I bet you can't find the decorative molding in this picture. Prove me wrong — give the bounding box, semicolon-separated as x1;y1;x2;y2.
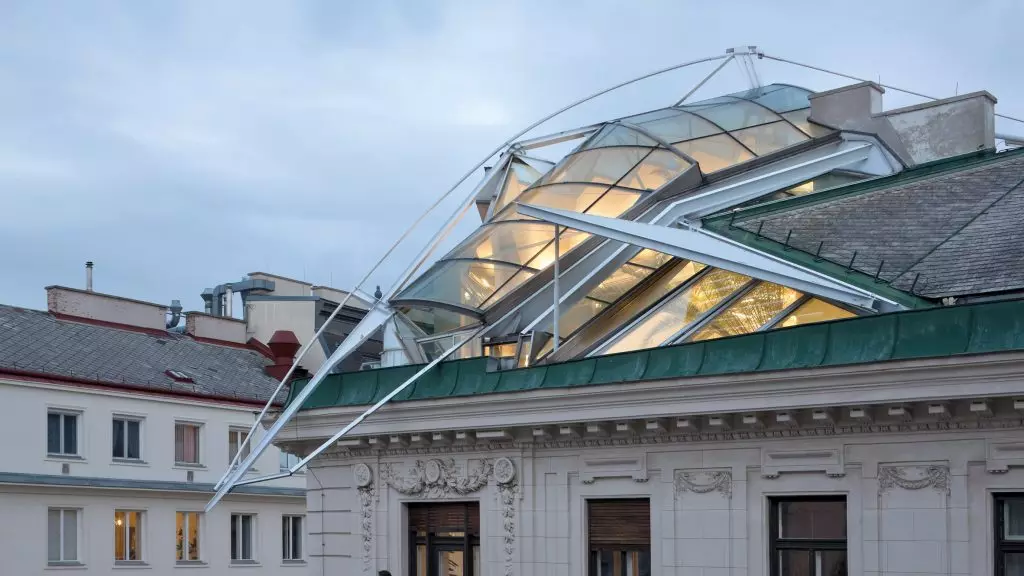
380;458;493;498
986;440;1024;473
761;447;844;479
878;465;950;494
579;452;648;484
674;470;732;498
353;464;376;573
494;457;518;576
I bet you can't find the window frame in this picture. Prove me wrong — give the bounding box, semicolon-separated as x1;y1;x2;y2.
995;493;1024;576
175;511;202;564
174;421;203;467
46;409;81;458
279;450;304;474
768;496;847;576
230;513;257;563
111;414;144;462
586;497;652;576
282;515;304;562
228;427;251;467
47;507;81;565
113;509;145;564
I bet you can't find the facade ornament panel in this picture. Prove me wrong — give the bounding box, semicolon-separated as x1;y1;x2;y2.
353;463;377;573
674;470;732;498
878;464;950;494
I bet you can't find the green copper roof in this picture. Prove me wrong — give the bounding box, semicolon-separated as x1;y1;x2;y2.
288;297;1024;409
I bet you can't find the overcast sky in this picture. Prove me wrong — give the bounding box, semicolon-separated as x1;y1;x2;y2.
1;0;1021;312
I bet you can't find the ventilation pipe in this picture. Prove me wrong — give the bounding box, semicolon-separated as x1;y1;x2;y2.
167;299;182;329
224;284;233;317
85;261;94;291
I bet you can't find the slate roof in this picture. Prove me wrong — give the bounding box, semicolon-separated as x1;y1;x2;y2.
727;149;1024;298
0;305;285;403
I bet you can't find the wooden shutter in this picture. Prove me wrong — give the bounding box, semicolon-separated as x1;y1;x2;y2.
408;502;480;535
588;499;650;548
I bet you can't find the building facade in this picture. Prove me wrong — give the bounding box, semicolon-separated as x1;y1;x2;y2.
0;285;310;575
247;77;1024;575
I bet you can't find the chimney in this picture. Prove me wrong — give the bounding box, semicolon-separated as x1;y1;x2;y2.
47;286;167;331
85;262;94;291
185;311;247;344
224;284;233;317
264;330;302;381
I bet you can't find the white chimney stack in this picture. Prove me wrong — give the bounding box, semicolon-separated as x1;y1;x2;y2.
224;284;233;317
85;261;94;291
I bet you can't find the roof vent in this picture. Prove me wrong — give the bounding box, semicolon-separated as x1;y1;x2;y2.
165;370;194;383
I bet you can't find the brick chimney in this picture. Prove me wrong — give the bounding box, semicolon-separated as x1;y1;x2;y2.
265;330;302;381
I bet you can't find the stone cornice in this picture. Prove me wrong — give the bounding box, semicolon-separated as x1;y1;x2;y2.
276;353;1024;440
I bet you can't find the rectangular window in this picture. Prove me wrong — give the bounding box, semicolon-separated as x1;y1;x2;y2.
282;515;303;561
112;416;142;460
114;510;144;562
280;451;302;472
408;502;480;576
230;514;255;562
228;428;250;464
47;411;79;456
769;496;847;576
47;508;79;564
174;422;201;465
176;512;201;562
996;494;1024;576
587;499;651;576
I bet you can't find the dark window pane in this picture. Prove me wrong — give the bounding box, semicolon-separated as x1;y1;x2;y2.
126;420;140;459
1006;499;1024;540
820;550;847;576
63;414;77;454
282;518;288;557
291;518;302;559
47;413;61;453
241;515;252;560
779;500;847;539
47;509;61;561
778;549;812;576
1006;552;1024;576
230;516;238;560
112;419;125;458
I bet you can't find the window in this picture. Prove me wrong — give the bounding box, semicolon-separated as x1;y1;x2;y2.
996;494;1024;576
230;514;256;562
280;451;302;472
114;510;144;563
409;502;480;576
176;512;201;563
282;515;303;561
112;416;142;460
769;497;847;576
228;428;250;464
588;499;651;576
174;422;201;465
47;410;79;456
47;508;79;564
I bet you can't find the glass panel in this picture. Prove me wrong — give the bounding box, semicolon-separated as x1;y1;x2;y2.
126;420;140;459
1006;499;1024;539
241;515;252;560
782;109;834;138
691;99;781;131
517;183;617;215
453;222;557;266
586;189;644;218
542;147;650;186
779;500;847;539
416;544;428;576
437;549;465;576
583;123;658;149
589;264;655;303
625;109;721;143
113;419;125;458
473;545;480;576
398;260;526;310
492;159;543;215
63;414;76;455
291;518;302;559
526;229;591;270
602;268;749;355
48;510;61;561
114;511;126;560
617;149;691;191
749;85;813;113
128;511;140;561
739;172;866;208
399;307;478;336
629;248;672;269
690;282;802;342
778;549;812;576
1006;553;1024;576
556;298;608;339
731;121;807;156
47;413;61;453
776;299;856;329
674;134;755;173
63;511;77;561
820;550;848;576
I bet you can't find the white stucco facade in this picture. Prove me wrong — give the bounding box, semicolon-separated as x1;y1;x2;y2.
280;352;1024;576
0;376;308;576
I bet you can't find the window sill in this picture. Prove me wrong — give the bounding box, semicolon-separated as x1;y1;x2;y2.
174;561;207;569
113;561;150;569
46;454;85;462
45;562;87;570
229;560;260;568
112;458;149;467
173;463;206;470
281;560;306;567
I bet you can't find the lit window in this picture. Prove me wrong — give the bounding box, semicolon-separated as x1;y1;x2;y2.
175;512;201;562
47;410;79;456
174;422;201;465
996;494;1024;576
770;497;847;576
282;515;304;561
228;428;250;464
112;416;142;460
47;508;79;565
114;510;144;563
230;514;256;562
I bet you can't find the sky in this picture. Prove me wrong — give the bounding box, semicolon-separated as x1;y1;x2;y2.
1;0;1022;312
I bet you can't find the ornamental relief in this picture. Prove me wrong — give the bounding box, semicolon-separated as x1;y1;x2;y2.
878;464;950;495
674;470;732;498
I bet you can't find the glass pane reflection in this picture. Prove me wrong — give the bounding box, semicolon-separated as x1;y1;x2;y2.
617;149;691;191
583;124;658;149
690;282;802;341
782;109;834;138
673;134;754;173
776;299;855;329
542;147;651;186
399;260;528;310
492;159;543;215
691;99;781;131
731;121;808;156
625;109;721;143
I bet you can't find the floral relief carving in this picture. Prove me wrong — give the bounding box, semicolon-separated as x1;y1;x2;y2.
353;463;376;573
673;470;732;498
878;465;950;494
494;457;518;576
